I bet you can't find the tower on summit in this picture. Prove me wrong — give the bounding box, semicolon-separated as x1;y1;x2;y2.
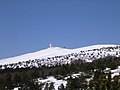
49;43;52;48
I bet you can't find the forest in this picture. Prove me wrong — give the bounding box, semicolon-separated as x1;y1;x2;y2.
0;56;120;90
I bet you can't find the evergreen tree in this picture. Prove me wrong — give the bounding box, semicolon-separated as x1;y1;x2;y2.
0;78;5;90
44;83;49;90
107;71;112;90
40;70;46;79
66;76;81;90
13;73;21;86
31;70;40;79
112;75;120;90
58;84;65;90
99;74;107;90
4;74;13;89
20;72;29;88
49;82;55;90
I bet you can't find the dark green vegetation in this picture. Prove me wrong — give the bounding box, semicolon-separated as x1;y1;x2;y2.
0;56;120;90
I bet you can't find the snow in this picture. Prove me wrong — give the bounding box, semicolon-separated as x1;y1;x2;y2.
111;72;119;78
111;67;120;78
71;73;81;78
105;67;120;78
37;76;67;90
72;44;119;53
0;44;119;65
13;87;19;90
0;47;71;65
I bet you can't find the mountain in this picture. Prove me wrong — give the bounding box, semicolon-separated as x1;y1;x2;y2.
0;44;120;69
0;44;120;90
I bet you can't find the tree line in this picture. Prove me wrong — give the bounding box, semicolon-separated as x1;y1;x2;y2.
0;56;120;90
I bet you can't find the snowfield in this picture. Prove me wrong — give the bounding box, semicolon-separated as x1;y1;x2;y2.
111;66;120;78
37;76;67;90
0;44;120;69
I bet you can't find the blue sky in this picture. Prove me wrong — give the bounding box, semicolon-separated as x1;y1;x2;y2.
0;0;120;59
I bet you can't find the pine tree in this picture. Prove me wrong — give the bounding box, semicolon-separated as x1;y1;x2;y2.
0;78;5;90
58;84;65;90
112;75;120;90
40;70;46;79
31;70;40;79
5;74;13;89
44;83;49;90
13;73;21;86
49;82;55;90
107;71;112;90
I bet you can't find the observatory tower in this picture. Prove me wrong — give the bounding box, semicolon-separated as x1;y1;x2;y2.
49;44;52;48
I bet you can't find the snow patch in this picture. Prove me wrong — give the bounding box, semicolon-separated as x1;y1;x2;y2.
37;76;67;90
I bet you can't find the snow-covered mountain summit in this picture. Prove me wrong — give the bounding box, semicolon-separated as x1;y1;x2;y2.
0;44;120;69
0;46;72;65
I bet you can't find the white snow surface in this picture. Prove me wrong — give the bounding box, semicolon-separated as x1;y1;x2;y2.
0;44;119;65
13;87;19;90
105;66;120;78
111;66;120;78
37;76;67;90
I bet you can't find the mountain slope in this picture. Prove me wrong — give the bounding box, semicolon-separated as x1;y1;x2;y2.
0;44;120;69
0;47;71;65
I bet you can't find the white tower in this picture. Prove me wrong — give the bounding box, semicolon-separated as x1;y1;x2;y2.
49;43;52;48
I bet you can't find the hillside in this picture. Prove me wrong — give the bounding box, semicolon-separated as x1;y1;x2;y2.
0;44;120;90
0;44;120;69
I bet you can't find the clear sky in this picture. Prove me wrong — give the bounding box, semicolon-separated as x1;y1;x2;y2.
0;0;120;59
